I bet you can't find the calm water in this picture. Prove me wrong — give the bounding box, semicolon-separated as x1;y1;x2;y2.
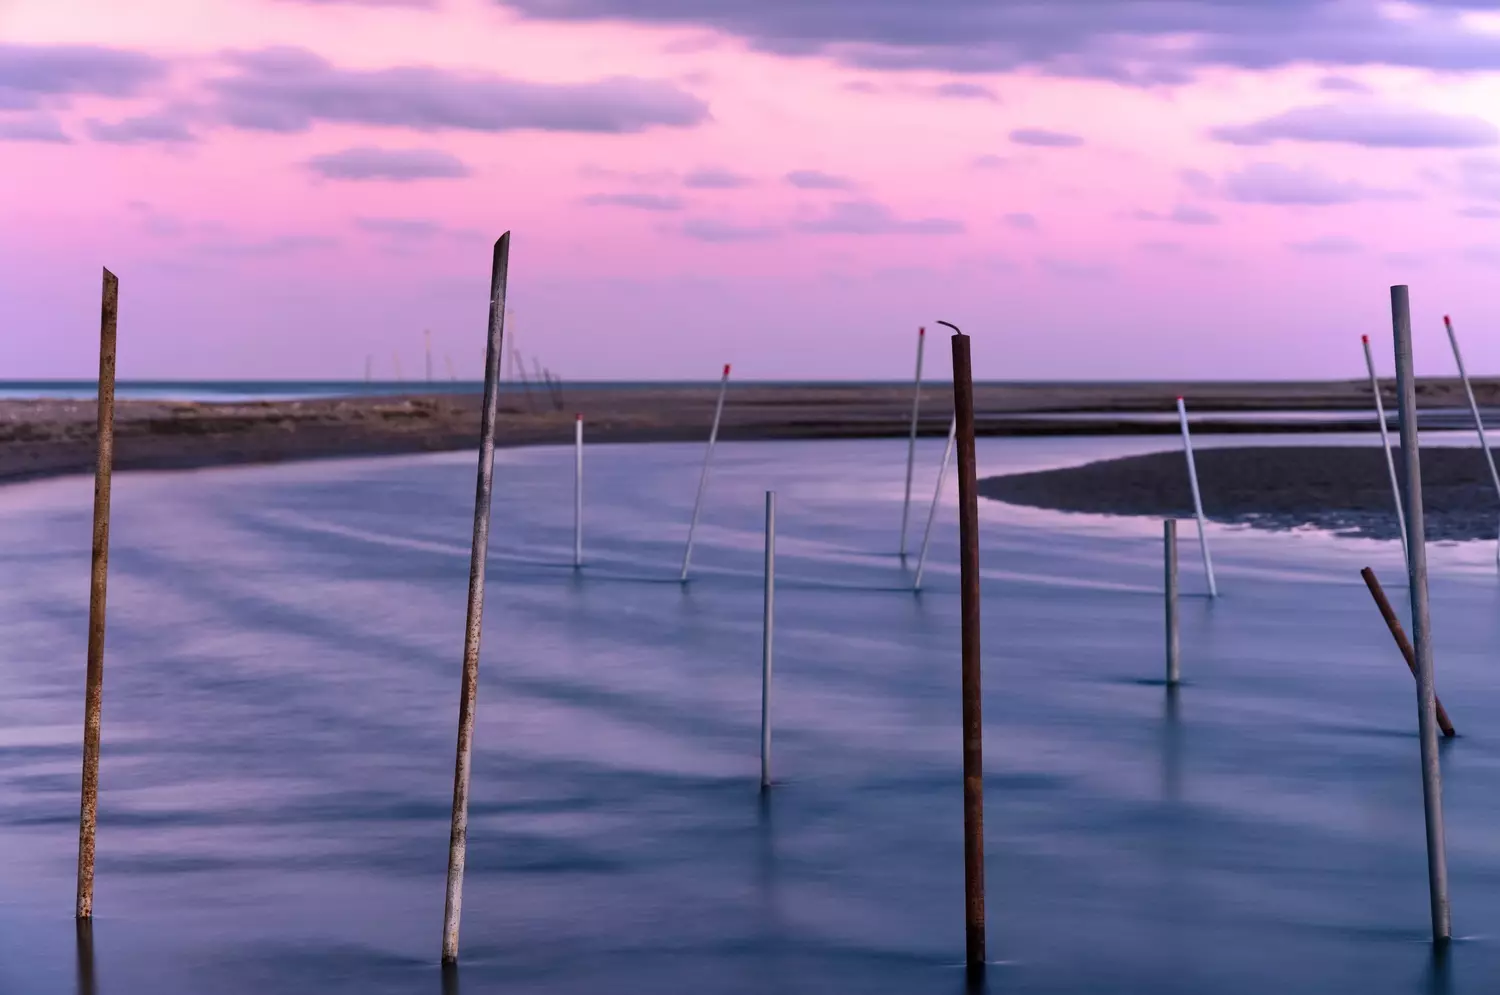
3;435;1500;993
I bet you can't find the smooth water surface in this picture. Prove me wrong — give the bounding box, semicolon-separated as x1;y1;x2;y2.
3;435;1500;993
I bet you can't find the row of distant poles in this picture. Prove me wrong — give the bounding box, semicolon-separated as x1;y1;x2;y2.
361;322;562;392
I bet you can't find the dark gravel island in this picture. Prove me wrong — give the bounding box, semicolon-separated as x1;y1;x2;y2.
979;446;1500;542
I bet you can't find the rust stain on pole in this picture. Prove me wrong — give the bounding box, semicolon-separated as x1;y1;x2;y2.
1360;567;1456;737
942;321;986;973
76;267;117;921
442;233;510;964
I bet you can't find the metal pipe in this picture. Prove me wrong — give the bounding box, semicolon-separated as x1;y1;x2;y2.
760;491;775;791
940;320;986;973
574;414;583;569
912;416;957;591
680;363;731;582
1442;315;1500;569
1362;334;1410;568
1359;567;1455;737
1176;397;1218;598
442;233;511;964
1393;285;1452;944
75;267;118;921
1165;520;1180;686
900;327;926;558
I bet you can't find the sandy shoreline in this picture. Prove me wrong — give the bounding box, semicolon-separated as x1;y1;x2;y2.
5;377;1500;487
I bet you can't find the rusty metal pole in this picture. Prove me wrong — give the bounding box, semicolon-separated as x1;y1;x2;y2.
442;233;510;965
1392;284;1452;944
941;320;986;973
75;267;117;921
1361;567;1455;737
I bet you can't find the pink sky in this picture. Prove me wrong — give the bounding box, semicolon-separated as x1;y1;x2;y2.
5;0;1500;381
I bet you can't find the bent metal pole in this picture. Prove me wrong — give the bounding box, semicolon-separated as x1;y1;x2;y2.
1393;285;1452;944
442;232;510;965
1442;315;1500;569
1362;334;1410;568
680;363;731;582
1176;396;1218;598
900;326;926;558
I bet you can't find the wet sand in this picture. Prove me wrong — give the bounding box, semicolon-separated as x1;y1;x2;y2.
980;445;1500;542
4;376;1500;487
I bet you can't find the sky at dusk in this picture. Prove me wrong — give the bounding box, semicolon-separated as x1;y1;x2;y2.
6;0;1500;381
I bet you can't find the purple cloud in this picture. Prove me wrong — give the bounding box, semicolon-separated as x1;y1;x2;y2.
1010;127;1083;148
1287;235;1362;254
582;192;686;211
0;113;71;143
1211;103;1498;149
786;169;856;190
793;200;963;235
1003;212;1038;231
683;166;752;189
0;44;168;110
86;109;197;145
305;146;471;180
681;218;779;242
1219;162;1412;206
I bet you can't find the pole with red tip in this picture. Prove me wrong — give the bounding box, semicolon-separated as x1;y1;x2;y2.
1442;315;1500;568
681;363;732;582
574;413;584;568
1176;396;1217;598
1361;334;1409;567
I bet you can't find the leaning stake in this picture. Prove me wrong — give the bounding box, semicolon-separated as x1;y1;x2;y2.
1392;285;1452;944
442;233;510;964
940;320;986;972
760;491;775;791
900;327;926;558
680;363;731;582
1442;315;1500;569
1362;334;1410;569
1176;397;1218;598
912;415;957;591
1359;567;1455;737
75;267;118;921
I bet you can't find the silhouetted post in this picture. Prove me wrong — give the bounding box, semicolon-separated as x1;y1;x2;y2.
1175;396;1218;598
1359;567;1455;737
574;414;583;569
761;491;775;791
913;415;957;591
76;267;117;921
442;233;510;965
1165;520;1180;686
680;363;731;582
944;322;986;972
1393;285;1452;944
900;326;926;557
1362;335;1409;566
1442;315;1500;569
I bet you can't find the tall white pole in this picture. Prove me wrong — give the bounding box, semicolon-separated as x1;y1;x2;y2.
1176;397;1217;598
760;491;775;791
913;415;958;591
681;364;731;582
1362;334;1410;568
1394;286;1452;944
574;413;583;569
900;327;926;558
1443;315;1500;568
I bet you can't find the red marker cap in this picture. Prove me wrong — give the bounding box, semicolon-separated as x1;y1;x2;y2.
919;326;925;336
1444;315;1452;325
1176;395;1184;402
723;363;731;376
1361;334;1369;344
576;412;582;421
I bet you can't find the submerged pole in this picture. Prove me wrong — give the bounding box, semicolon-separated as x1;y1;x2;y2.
912;415;958;591
1442;315;1500;569
900;327;926;558
574;414;584;569
940;320;986;973
680;364;731;582
1165;520;1180;686
1175;397;1218;598
76;267;118;921
442;233;511;965
761;491;775;791
1362;335;1410;568
1359;567;1455;737
1393;285;1452;944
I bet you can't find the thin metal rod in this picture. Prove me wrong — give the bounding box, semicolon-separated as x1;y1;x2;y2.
442;232;510;964
760;491;775;791
900;326;926;558
680;363;731;582
425;328;434;383
394;351;404;382
446;354;457;382
1362;334;1410;569
946;323;987;972
1442;315;1500;569
1393;284;1452;944
574;414;583;569
913;416;957;591
1176;397;1218;598
76;267;117;921
1165;520;1180;686
1359;567;1455;737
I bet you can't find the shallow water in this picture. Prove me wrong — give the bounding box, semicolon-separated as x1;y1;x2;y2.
3;435;1500;994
